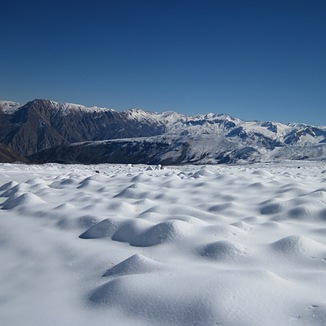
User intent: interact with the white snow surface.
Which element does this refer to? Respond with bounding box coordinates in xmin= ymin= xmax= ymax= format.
xmin=46 ymin=100 xmax=115 ymax=115
xmin=0 ymin=101 xmax=21 ymax=113
xmin=1 ymin=162 xmax=326 ymax=325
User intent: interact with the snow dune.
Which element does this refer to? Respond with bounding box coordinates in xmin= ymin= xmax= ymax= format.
xmin=0 ymin=161 xmax=326 ymax=325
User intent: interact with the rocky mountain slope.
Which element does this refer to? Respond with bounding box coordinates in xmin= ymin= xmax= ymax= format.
xmin=1 ymin=99 xmax=326 ymax=164
xmin=0 ymin=143 xmax=27 ymax=163
xmin=0 ymin=99 xmax=165 ymax=157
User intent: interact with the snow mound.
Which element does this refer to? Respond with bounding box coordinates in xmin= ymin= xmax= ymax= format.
xmin=140 ymin=220 xmax=193 ymax=246
xmin=111 ymin=219 xmax=152 ymax=246
xmin=89 ymin=275 xmax=217 ymax=325
xmin=260 ymin=199 xmax=285 ymax=215
xmin=1 ymin=183 xmax=30 ymax=197
xmin=198 ymin=240 xmax=249 ymax=260
xmin=79 ymin=218 xmax=126 ymax=239
xmin=286 ymin=205 xmax=315 ymax=221
xmin=0 ymin=180 xmax=19 ymax=191
xmin=271 ymin=235 xmax=326 ymax=258
xmin=141 ymin=204 xmax=219 ymax=223
xmin=103 ymin=254 xmax=163 ymax=277
xmin=2 ymin=192 xmax=46 ymax=210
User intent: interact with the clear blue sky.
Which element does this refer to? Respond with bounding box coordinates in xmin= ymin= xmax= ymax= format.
xmin=1 ymin=0 xmax=325 ymax=125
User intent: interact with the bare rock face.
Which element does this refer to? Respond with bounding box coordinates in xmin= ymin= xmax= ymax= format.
xmin=0 ymin=143 xmax=27 ymax=163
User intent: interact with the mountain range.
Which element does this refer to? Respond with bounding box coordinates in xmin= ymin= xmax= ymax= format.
xmin=0 ymin=99 xmax=325 ymax=164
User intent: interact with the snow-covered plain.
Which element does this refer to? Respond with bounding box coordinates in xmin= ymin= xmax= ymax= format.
xmin=1 ymin=161 xmax=326 ymax=325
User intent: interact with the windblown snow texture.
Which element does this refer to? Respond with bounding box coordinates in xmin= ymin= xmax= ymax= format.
xmin=1 ymin=162 xmax=326 ymax=325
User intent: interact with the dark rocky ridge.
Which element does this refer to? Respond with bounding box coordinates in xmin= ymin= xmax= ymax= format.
xmin=0 ymin=143 xmax=27 ymax=163
xmin=0 ymin=99 xmax=165 ymax=159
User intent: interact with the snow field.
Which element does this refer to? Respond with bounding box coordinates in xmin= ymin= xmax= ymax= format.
xmin=0 ymin=162 xmax=326 ymax=325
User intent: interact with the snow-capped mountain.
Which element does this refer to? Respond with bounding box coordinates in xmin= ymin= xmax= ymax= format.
xmin=0 ymin=99 xmax=326 ymax=164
